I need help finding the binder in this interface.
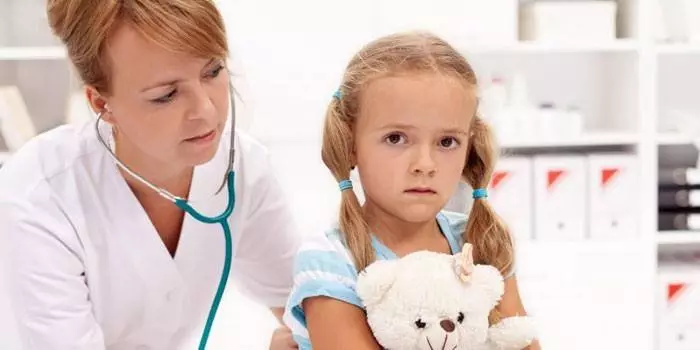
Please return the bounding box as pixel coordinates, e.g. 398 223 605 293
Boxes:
659 168 700 187
659 144 699 169
533 155 587 241
488 157 533 243
659 189 700 208
659 212 700 231
658 267 700 350
588 154 639 239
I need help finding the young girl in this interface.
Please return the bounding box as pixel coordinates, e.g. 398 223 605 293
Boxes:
283 31 539 350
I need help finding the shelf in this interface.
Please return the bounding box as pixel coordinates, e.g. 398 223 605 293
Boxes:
654 43 700 55
656 133 699 145
0 47 67 60
499 132 639 150
463 39 640 54
658 231 700 245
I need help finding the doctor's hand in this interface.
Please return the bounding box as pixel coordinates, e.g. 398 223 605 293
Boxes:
269 326 298 350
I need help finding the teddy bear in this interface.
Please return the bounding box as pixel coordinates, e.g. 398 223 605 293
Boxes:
356 243 537 350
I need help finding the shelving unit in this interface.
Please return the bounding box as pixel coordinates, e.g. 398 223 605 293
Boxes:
500 131 640 150
658 231 700 245
655 43 700 55
657 132 699 145
653 20 700 350
0 46 66 60
463 38 640 54
0 0 74 152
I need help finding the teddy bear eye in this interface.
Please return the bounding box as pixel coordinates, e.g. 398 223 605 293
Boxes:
415 318 427 329
457 312 465 324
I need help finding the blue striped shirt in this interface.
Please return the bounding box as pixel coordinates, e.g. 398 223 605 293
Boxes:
282 210 517 349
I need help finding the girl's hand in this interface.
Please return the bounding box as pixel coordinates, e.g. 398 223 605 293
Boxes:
269 326 298 350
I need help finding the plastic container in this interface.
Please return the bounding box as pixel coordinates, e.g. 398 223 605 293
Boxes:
561 106 585 137
520 1 618 43
537 103 558 141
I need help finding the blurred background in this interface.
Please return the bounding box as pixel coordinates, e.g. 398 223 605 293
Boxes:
2 0 700 349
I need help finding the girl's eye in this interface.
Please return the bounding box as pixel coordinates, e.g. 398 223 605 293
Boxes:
415 318 427 329
152 89 177 104
457 312 465 324
385 133 407 145
439 137 460 149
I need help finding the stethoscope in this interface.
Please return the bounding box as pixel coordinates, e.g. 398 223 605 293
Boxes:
95 78 237 350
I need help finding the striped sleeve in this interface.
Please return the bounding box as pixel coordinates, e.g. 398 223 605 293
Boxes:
283 231 362 348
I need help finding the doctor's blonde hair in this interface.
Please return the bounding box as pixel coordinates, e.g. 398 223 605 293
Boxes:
46 0 228 94
322 32 514 278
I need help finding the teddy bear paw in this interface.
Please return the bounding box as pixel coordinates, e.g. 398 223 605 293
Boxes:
487 316 538 350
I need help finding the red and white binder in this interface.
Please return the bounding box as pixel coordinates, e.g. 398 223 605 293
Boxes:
489 157 533 243
533 155 587 241
658 266 700 350
587 154 639 240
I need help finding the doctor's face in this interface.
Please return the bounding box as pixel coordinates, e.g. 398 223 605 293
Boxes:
95 23 230 171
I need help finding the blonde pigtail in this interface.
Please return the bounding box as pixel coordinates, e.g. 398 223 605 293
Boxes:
463 117 515 325
321 95 374 271
463 117 514 275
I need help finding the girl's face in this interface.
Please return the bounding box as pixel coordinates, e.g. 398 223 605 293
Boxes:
354 72 477 223
89 22 230 178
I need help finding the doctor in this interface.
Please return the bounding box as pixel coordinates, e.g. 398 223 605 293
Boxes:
0 0 300 349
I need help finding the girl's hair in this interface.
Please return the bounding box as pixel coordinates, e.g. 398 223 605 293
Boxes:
322 31 514 278
46 0 228 94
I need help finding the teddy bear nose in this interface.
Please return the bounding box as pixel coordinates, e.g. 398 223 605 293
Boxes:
440 319 455 333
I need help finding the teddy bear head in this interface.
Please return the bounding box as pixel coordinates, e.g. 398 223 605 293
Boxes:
356 245 504 350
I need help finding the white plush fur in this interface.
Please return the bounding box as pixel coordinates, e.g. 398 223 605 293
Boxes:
356 250 537 350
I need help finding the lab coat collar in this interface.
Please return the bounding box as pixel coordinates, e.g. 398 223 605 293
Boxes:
106 160 185 298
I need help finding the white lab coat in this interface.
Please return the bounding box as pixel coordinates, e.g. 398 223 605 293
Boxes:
0 121 302 349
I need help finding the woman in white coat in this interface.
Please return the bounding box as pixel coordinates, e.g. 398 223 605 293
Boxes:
0 0 300 349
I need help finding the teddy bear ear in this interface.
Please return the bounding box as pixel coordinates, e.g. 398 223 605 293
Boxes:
356 260 399 309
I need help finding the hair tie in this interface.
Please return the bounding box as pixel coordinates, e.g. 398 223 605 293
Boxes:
472 188 488 199
339 179 353 191
333 89 343 100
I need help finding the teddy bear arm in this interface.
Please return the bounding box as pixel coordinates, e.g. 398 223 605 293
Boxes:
485 316 537 350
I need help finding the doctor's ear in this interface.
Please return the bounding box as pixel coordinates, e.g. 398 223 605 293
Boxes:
85 86 114 123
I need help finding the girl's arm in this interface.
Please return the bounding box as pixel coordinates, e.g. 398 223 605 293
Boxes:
304 296 382 350
498 275 541 350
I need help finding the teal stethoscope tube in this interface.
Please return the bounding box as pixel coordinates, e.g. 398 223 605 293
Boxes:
175 171 236 350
